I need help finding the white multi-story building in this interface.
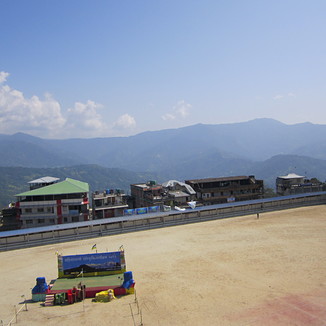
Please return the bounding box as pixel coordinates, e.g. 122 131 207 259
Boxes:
15 177 90 229
92 189 129 219
276 173 323 195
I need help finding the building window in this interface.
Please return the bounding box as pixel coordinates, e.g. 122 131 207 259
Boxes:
38 219 45 223
25 208 32 214
26 219 33 224
72 216 79 222
37 207 44 213
64 217 68 222
69 205 80 211
47 207 54 213
49 219 55 224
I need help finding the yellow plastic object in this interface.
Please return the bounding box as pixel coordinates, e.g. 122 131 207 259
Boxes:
95 289 116 302
126 287 135 294
95 290 109 302
108 289 116 301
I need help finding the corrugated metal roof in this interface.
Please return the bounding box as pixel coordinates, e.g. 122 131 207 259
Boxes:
15 178 89 197
278 173 305 179
28 176 60 184
168 190 190 198
186 176 251 183
162 180 196 195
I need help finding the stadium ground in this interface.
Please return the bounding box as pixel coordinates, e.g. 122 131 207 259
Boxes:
0 205 325 325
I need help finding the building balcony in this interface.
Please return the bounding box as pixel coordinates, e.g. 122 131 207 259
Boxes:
94 204 129 211
197 184 263 193
93 190 125 199
20 213 56 220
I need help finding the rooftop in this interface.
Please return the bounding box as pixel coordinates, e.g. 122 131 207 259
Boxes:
186 176 254 183
28 176 60 184
16 178 89 197
278 173 305 179
162 180 196 195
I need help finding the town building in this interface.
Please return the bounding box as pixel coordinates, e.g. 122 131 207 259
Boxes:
276 173 324 195
130 180 198 209
185 175 264 205
130 181 164 208
161 180 196 207
0 206 21 231
92 189 129 219
15 177 90 229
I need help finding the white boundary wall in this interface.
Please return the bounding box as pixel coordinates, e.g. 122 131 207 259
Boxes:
1 192 326 251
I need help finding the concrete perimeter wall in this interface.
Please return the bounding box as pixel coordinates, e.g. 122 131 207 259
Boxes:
1 192 326 251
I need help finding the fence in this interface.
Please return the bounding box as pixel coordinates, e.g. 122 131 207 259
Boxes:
1 192 326 252
3 301 28 326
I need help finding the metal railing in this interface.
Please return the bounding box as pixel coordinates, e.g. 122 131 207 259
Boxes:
1 192 326 251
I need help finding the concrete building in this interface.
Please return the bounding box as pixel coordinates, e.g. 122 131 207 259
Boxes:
0 206 21 231
92 189 129 219
130 181 164 208
161 180 196 207
130 180 197 209
15 177 90 229
276 173 324 195
185 175 264 205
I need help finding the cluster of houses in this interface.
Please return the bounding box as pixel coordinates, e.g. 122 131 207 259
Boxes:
1 173 325 231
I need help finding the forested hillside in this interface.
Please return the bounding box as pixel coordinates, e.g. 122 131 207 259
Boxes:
0 165 159 208
1 153 326 208
1 119 326 208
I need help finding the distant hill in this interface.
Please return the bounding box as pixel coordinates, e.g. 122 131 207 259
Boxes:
250 154 326 188
157 152 326 189
2 119 326 170
0 165 159 208
0 134 81 167
1 154 326 208
1 119 326 208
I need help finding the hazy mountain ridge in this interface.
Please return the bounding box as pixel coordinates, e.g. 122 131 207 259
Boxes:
1 154 326 208
1 118 326 208
1 119 326 170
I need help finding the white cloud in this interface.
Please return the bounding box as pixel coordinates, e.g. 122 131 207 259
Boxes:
114 113 136 129
0 82 66 137
273 94 284 100
162 100 192 121
0 71 9 84
162 113 175 121
273 93 296 100
175 100 191 118
0 71 115 138
66 100 108 136
0 71 140 138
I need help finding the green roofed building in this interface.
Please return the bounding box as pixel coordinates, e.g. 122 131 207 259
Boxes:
15 177 90 229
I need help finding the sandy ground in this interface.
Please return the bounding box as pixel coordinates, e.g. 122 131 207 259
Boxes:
0 205 326 326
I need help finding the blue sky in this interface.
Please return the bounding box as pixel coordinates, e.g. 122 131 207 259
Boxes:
1 0 326 138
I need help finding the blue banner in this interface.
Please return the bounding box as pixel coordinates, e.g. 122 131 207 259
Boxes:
136 207 148 214
148 206 160 213
62 252 121 275
124 209 135 215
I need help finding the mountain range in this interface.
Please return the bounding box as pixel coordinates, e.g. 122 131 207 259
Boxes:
1 118 326 207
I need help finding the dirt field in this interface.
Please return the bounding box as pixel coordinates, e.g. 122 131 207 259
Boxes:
0 205 325 326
